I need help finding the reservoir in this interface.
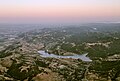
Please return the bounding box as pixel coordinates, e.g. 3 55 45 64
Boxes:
38 51 92 62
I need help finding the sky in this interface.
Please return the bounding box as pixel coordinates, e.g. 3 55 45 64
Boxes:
0 0 120 24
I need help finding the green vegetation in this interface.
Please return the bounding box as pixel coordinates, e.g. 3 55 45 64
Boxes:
89 61 120 80
7 61 41 80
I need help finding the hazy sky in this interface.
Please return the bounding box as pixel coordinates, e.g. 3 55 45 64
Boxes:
0 0 120 23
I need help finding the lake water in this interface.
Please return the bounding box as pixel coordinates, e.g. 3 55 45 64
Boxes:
38 51 92 62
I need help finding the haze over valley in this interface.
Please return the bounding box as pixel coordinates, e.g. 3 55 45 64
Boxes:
0 0 120 81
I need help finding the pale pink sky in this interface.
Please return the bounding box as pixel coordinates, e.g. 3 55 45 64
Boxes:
0 0 120 23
